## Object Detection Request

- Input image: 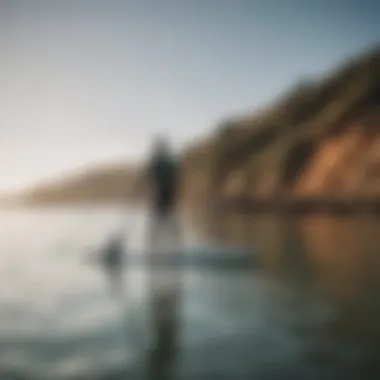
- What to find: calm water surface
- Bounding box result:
[0,207,380,379]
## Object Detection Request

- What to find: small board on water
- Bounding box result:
[107,244,258,271]
[87,230,258,271]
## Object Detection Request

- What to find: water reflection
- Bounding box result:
[198,210,380,377]
[145,269,181,380]
[300,215,380,375]
[145,213,183,380]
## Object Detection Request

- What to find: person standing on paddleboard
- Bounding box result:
[149,137,179,217]
[145,136,181,256]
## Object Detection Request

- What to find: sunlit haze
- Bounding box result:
[1,0,379,191]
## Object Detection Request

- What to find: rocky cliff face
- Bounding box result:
[296,124,380,197]
[181,45,380,205]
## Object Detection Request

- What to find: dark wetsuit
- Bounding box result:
[149,153,179,217]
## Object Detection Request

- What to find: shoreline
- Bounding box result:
[220,196,380,214]
[2,196,380,215]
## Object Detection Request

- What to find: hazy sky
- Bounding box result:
[0,0,379,191]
